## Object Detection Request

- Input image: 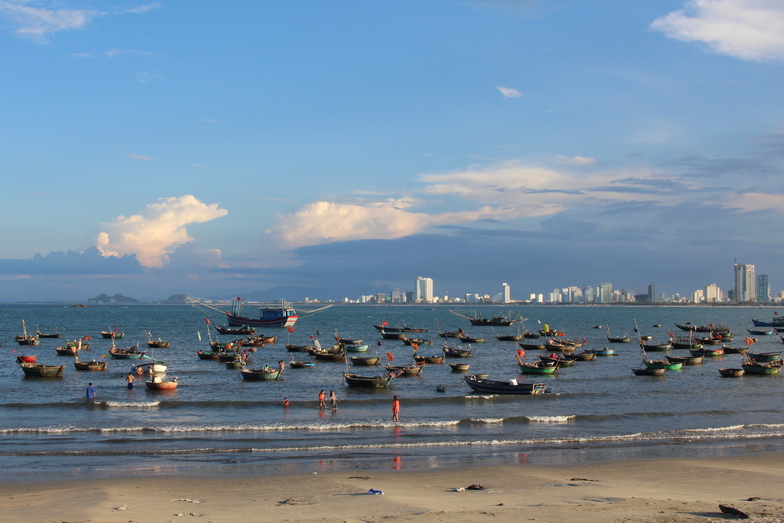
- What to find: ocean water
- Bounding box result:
[2,303,784,478]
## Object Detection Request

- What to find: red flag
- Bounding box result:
[557,332,564,337]
[205,318,211,325]
[411,342,419,351]
[382,321,388,326]
[745,337,756,346]
[668,332,674,338]
[310,335,315,339]
[386,352,394,362]
[517,349,525,357]
[287,327,294,333]
[582,337,587,343]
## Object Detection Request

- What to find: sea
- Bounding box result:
[2,303,784,479]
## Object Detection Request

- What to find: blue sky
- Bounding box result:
[2,0,784,301]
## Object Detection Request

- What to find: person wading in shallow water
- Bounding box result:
[330,390,338,411]
[126,373,136,390]
[392,396,400,421]
[318,390,326,410]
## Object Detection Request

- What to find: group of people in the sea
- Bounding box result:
[279,392,401,420]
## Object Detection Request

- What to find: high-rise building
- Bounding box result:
[599,283,613,303]
[757,275,770,303]
[734,263,756,302]
[415,277,434,303]
[705,283,722,303]
[502,283,511,303]
[647,282,658,303]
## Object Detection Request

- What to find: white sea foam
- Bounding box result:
[527,415,576,424]
[104,401,161,408]
[470,418,505,424]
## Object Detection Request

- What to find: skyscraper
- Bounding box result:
[757,274,770,303]
[415,277,434,303]
[502,283,511,303]
[599,283,613,304]
[734,263,756,302]
[647,282,658,303]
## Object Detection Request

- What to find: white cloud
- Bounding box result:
[496,85,522,98]
[0,1,101,38]
[128,153,155,161]
[121,3,162,15]
[652,0,784,61]
[557,155,596,166]
[723,192,784,212]
[96,195,228,267]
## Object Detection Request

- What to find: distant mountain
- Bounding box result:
[87,293,140,304]
[211,285,394,303]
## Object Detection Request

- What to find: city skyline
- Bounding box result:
[2,2,784,301]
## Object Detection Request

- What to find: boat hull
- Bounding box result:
[227,312,297,328]
[463,376,547,394]
[240,369,281,380]
[343,373,391,388]
[20,363,65,378]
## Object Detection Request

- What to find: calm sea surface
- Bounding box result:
[2,303,784,478]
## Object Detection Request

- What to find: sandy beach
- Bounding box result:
[3,452,784,523]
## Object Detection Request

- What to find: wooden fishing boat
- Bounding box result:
[413,354,444,364]
[73,359,108,371]
[437,330,463,338]
[65,339,90,351]
[350,356,380,366]
[289,361,315,369]
[522,331,541,339]
[215,324,255,335]
[55,346,78,356]
[695,335,722,345]
[587,348,615,356]
[721,346,749,355]
[666,355,703,365]
[741,362,781,375]
[565,351,597,361]
[285,343,312,352]
[463,375,548,394]
[343,372,391,388]
[385,364,422,376]
[308,346,346,361]
[16,320,39,346]
[671,338,703,350]
[676,323,731,334]
[518,341,546,351]
[543,341,576,353]
[373,324,427,332]
[607,335,631,343]
[689,347,724,357]
[443,346,472,358]
[225,359,246,369]
[343,344,370,353]
[449,362,471,372]
[217,351,243,362]
[146,339,171,349]
[20,363,65,378]
[458,335,486,343]
[632,367,665,376]
[494,332,523,341]
[641,341,672,351]
[146,377,178,390]
[338,337,363,345]
[109,347,146,359]
[643,359,682,371]
[450,309,520,327]
[197,350,221,360]
[380,330,407,340]
[15,355,37,364]
[748,328,774,336]
[748,352,782,362]
[135,361,168,374]
[402,337,432,346]
[101,329,124,339]
[518,361,558,375]
[719,368,744,377]
[240,368,281,380]
[36,331,61,339]
[539,355,574,367]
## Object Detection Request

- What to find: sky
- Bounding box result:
[2,0,784,302]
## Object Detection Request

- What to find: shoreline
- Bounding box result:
[2,451,784,522]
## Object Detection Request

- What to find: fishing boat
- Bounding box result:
[643,358,682,371]
[450,309,521,327]
[197,350,221,360]
[666,355,703,365]
[518,361,558,375]
[240,368,281,380]
[135,360,168,374]
[337,337,363,345]
[350,356,380,366]
[449,362,471,372]
[413,354,444,364]
[458,335,486,343]
[380,330,407,340]
[146,377,179,390]
[443,345,472,358]
[343,344,370,353]
[73,359,108,371]
[641,341,672,351]
[145,336,171,349]
[100,326,124,339]
[385,364,422,376]
[632,367,665,376]
[343,373,392,388]
[721,346,749,355]
[539,355,574,367]
[522,331,541,339]
[15,355,37,364]
[55,346,78,356]
[748,352,782,362]
[689,347,724,357]
[671,337,703,350]
[605,325,631,343]
[587,348,615,356]
[564,351,597,361]
[675,322,731,334]
[109,346,146,359]
[518,341,546,350]
[308,346,346,362]
[437,330,463,338]
[401,337,432,346]
[285,343,312,352]
[215,324,255,335]
[19,363,65,378]
[15,320,39,346]
[748,328,775,336]
[372,323,427,332]
[463,375,548,395]
[226,298,299,328]
[289,360,315,369]
[35,330,61,339]
[741,361,781,375]
[719,368,744,377]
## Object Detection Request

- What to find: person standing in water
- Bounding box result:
[126,372,136,390]
[392,396,400,421]
[329,390,338,411]
[86,383,96,400]
[318,390,326,410]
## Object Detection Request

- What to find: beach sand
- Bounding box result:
[2,453,784,523]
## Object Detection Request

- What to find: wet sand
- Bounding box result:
[2,452,784,522]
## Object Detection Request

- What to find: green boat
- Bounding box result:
[643,359,682,371]
[518,362,558,375]
[741,362,781,375]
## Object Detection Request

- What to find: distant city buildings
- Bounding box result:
[734,262,756,302]
[502,283,511,303]
[415,277,434,303]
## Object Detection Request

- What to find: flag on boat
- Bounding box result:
[382,321,388,326]
[386,352,394,361]
[310,335,315,339]
[411,342,418,351]
[668,332,674,338]
[287,327,295,333]
[745,337,756,346]
[205,318,210,325]
[582,337,588,343]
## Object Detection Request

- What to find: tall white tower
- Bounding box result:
[502,283,511,303]
[734,263,756,302]
[415,277,434,303]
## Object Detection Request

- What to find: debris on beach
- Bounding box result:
[174,512,196,517]
[348,476,370,480]
[113,505,129,510]
[719,505,750,519]
[570,478,597,482]
[466,484,485,490]
[170,498,201,503]
[368,488,384,495]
